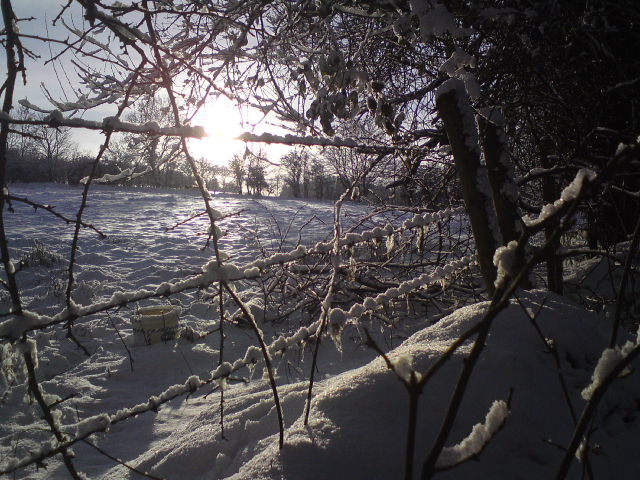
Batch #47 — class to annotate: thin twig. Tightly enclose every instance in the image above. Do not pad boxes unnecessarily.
[5,194,106,237]
[107,311,134,372]
[224,282,285,447]
[80,439,166,480]
[514,294,578,425]
[555,343,640,479]
[608,213,640,347]
[23,349,81,479]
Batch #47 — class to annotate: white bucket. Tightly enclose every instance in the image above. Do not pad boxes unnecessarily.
[132,306,180,346]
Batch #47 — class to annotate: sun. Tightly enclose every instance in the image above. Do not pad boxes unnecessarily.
[189,99,245,165]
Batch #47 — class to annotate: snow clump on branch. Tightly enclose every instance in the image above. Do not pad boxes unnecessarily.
[523,169,597,227]
[581,326,640,400]
[436,400,510,469]
[493,240,519,288]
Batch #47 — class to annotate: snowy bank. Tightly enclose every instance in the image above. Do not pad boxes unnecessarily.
[100,291,640,479]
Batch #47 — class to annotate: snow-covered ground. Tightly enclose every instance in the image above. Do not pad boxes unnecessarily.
[1,184,639,480]
[3,183,367,305]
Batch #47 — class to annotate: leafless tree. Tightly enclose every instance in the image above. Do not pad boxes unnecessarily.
[0,2,638,479]
[229,154,245,194]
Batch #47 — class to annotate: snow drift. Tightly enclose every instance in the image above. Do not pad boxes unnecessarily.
[99,291,640,480]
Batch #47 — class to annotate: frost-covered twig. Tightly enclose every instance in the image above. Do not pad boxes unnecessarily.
[581,327,640,402]
[302,150,409,423]
[164,208,246,233]
[0,325,295,476]
[237,131,427,155]
[0,261,258,339]
[0,110,207,138]
[224,283,285,447]
[141,0,284,449]
[435,400,510,471]
[0,204,466,338]
[327,255,475,326]
[81,439,166,480]
[217,281,227,439]
[107,310,134,372]
[0,0,23,315]
[364,329,423,480]
[303,186,348,425]
[4,194,106,237]
[64,133,115,357]
[22,344,82,479]
[420,291,504,479]
[63,67,142,356]
[1,359,238,475]
[556,340,640,480]
[514,295,578,424]
[420,159,610,479]
[522,169,597,229]
[516,165,575,186]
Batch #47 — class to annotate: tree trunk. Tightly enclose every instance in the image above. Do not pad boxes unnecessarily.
[540,136,563,294]
[477,113,523,243]
[436,79,500,294]
[477,112,531,289]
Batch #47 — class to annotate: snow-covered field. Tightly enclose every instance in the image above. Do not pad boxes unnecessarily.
[3,183,365,308]
[1,184,640,480]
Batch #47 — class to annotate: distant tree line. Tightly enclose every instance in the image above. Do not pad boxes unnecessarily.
[7,99,452,206]
[6,105,79,184]
[229,145,429,203]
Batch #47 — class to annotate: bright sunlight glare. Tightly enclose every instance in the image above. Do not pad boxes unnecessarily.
[189,99,245,165]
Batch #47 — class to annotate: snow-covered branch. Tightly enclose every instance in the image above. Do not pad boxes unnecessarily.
[0,204,465,339]
[0,109,206,138]
[436,400,510,470]
[236,132,428,155]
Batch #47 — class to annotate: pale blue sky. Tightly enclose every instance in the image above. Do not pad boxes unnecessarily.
[6,1,115,154]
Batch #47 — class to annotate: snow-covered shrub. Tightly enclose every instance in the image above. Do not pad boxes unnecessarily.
[1,1,639,480]
[17,240,63,269]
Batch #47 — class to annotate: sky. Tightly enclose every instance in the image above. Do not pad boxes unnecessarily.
[2,0,289,165]
[6,1,111,154]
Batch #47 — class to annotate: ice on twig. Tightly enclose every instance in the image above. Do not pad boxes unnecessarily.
[524,169,596,227]
[581,329,639,400]
[436,400,509,469]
